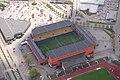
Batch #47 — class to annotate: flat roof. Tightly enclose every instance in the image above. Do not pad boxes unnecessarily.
[27,38,45,59]
[106,10,117,21]
[80,4,98,13]
[60,52,85,62]
[47,25,95,58]
[79,0,105,13]
[32,20,73,36]
[0,17,30,40]
[79,0,105,5]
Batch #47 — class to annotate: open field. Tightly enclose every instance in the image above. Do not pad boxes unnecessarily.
[71,68,116,80]
[35,31,82,57]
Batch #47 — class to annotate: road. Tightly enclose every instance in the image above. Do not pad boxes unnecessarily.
[4,1,63,80]
[114,3,120,55]
[0,33,24,80]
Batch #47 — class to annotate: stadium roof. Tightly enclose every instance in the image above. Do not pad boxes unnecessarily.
[32,20,73,36]
[0,17,30,40]
[47,25,95,58]
[61,53,87,69]
[27,38,45,59]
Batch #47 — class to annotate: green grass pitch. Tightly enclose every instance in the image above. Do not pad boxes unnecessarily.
[35,31,82,57]
[71,68,116,80]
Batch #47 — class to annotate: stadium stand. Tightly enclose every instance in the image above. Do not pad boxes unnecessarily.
[48,57,109,80]
[28,20,96,66]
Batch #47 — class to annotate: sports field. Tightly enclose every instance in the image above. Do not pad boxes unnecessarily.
[71,68,116,80]
[35,31,82,57]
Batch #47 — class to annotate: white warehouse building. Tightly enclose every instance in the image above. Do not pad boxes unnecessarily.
[79,0,105,13]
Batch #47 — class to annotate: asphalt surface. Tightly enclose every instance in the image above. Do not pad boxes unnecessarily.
[114,2,120,54]
[0,33,24,80]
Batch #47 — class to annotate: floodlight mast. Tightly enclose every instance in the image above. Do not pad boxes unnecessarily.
[72,0,78,23]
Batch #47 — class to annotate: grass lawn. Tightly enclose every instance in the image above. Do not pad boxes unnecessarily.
[35,31,82,57]
[71,68,116,80]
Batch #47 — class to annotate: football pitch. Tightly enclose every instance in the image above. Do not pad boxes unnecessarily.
[71,68,116,80]
[35,31,82,57]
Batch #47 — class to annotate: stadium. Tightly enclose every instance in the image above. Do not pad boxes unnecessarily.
[27,20,96,66]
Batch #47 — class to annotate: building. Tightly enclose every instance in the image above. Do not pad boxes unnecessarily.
[0,17,31,42]
[28,20,96,66]
[106,10,117,22]
[79,0,105,13]
[0,0,9,3]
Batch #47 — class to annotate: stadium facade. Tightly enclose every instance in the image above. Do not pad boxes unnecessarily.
[27,20,96,66]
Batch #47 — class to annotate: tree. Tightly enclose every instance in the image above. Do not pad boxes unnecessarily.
[32,14,34,18]
[23,54,27,58]
[62,14,64,18]
[25,56,32,65]
[49,16,52,21]
[31,1,37,6]
[98,24,101,28]
[83,22,86,26]
[29,67,38,78]
[102,25,105,28]
[65,15,67,18]
[94,23,97,27]
[59,13,61,17]
[117,54,120,61]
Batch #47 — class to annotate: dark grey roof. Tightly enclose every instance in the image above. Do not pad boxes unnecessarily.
[27,38,45,59]
[0,17,31,40]
[60,53,85,62]
[32,20,73,35]
[62,53,87,69]
[47,25,95,58]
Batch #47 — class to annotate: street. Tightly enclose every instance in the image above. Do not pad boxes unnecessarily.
[114,2,120,54]
[0,34,24,80]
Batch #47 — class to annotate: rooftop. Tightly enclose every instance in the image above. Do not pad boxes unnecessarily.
[0,17,30,40]
[32,20,73,35]
[79,0,105,5]
[27,38,45,59]
[61,53,87,69]
[79,0,105,13]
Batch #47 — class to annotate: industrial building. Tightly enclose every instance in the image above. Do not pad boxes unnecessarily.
[0,17,31,42]
[106,10,117,22]
[79,0,105,13]
[27,20,96,66]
